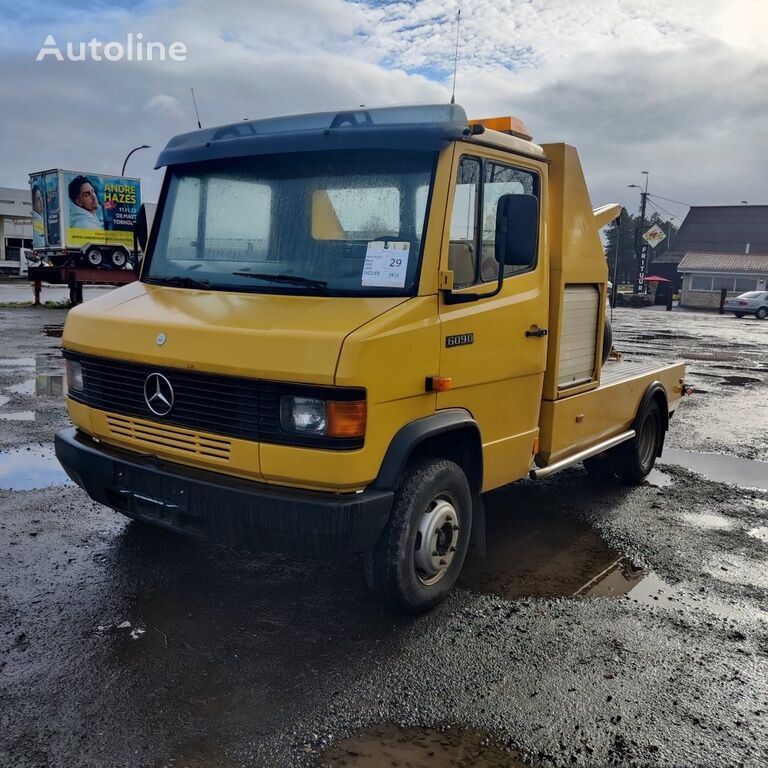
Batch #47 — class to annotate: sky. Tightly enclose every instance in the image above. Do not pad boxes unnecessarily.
[0,0,767,221]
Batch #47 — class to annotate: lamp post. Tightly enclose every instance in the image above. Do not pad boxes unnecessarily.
[629,171,649,294]
[121,144,151,176]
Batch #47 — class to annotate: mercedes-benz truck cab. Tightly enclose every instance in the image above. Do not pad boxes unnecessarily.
[56,105,685,611]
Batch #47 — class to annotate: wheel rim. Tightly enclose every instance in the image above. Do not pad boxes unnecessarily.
[111,251,126,267]
[638,412,658,470]
[414,494,460,586]
[87,250,103,265]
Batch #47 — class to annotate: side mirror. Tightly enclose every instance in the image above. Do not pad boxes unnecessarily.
[495,193,539,270]
[134,204,149,254]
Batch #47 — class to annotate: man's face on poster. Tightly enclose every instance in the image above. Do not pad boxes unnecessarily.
[75,182,98,212]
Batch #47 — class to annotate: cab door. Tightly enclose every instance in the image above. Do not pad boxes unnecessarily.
[436,147,549,491]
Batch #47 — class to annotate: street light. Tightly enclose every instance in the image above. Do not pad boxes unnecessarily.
[121,144,151,176]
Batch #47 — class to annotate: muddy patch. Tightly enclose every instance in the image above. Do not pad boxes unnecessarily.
[317,725,525,768]
[0,444,71,490]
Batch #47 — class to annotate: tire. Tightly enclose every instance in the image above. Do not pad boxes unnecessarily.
[601,316,613,365]
[583,453,615,482]
[85,247,104,267]
[363,458,472,612]
[108,249,127,269]
[756,307,767,320]
[734,313,745,318]
[611,401,662,485]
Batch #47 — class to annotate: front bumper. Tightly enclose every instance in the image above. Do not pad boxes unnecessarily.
[55,427,393,557]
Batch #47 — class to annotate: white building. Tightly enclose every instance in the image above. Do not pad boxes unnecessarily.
[0,186,33,264]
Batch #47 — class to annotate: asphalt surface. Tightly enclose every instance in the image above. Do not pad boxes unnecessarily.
[0,300,766,768]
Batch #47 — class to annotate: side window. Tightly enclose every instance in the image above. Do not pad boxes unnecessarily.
[448,155,539,287]
[483,162,538,279]
[448,157,481,287]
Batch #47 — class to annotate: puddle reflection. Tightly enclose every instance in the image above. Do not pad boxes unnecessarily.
[0,445,71,490]
[660,449,768,491]
[460,501,635,600]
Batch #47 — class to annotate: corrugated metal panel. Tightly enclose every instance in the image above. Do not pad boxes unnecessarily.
[558,285,598,388]
[678,252,768,273]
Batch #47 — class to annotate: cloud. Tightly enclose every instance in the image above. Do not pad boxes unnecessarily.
[0,0,766,214]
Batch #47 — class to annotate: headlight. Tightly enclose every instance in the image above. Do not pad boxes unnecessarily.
[281,397,327,434]
[280,396,366,439]
[64,359,84,392]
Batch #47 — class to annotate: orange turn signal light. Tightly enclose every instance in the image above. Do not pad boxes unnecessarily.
[328,400,366,438]
[426,376,453,392]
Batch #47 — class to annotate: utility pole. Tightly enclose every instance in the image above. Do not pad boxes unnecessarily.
[629,172,649,294]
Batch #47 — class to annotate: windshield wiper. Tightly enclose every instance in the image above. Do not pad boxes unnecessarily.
[231,272,328,290]
[149,275,211,290]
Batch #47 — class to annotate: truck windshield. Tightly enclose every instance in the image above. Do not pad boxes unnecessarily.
[145,149,437,296]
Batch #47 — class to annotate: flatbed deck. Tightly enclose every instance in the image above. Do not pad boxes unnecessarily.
[537,358,685,467]
[27,266,137,306]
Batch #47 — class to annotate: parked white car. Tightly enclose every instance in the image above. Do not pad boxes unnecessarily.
[723,291,768,319]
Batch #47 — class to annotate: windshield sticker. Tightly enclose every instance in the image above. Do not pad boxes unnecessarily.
[362,241,410,288]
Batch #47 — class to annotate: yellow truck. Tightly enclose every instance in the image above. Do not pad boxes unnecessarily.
[55,105,686,610]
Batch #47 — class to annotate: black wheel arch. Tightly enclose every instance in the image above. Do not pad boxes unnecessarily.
[373,409,486,556]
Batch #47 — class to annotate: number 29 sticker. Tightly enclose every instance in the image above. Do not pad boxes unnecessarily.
[362,241,410,288]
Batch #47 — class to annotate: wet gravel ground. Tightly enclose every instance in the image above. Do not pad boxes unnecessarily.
[0,302,767,767]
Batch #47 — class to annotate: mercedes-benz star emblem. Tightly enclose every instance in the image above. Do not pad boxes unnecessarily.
[144,373,174,416]
[156,332,167,346]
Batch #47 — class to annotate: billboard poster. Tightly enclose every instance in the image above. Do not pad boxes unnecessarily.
[29,173,46,248]
[44,171,61,246]
[63,172,141,248]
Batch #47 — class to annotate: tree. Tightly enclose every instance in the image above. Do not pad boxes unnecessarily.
[604,210,679,285]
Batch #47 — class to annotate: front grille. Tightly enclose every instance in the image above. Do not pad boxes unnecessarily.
[106,414,232,461]
[65,351,364,449]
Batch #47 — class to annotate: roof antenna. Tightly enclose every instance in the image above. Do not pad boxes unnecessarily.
[450,8,461,104]
[190,87,202,129]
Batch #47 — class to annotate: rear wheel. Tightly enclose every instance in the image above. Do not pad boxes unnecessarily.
[756,307,767,320]
[734,312,745,318]
[108,249,127,269]
[611,401,662,484]
[601,316,613,365]
[85,247,104,267]
[363,458,472,612]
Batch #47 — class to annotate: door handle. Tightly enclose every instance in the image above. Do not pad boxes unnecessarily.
[525,328,548,337]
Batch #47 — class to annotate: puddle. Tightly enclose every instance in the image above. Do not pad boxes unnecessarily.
[643,468,672,487]
[748,527,768,543]
[720,375,761,386]
[704,555,768,590]
[317,725,525,768]
[0,357,35,367]
[5,374,63,398]
[460,504,633,600]
[0,411,35,421]
[660,449,768,491]
[0,445,72,490]
[43,324,64,337]
[680,512,734,530]
[461,501,768,622]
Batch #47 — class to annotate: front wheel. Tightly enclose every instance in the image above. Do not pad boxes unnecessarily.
[363,458,472,612]
[756,307,767,320]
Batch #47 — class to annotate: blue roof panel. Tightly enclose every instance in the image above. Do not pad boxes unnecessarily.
[155,104,469,168]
